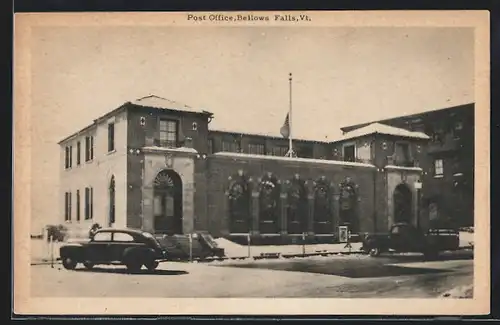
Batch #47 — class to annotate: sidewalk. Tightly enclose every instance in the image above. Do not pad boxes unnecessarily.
[30,231,474,265]
[214,238,363,258]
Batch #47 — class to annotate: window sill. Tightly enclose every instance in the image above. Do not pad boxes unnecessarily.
[107,150,117,155]
[433,175,444,179]
[85,159,94,164]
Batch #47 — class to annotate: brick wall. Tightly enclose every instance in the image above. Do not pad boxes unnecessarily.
[204,153,378,237]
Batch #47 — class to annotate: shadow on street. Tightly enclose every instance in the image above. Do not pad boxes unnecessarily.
[216,250,473,279]
[74,267,189,276]
[379,250,473,264]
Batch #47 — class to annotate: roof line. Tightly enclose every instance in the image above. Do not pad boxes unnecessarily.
[340,102,475,132]
[57,103,128,145]
[208,129,330,144]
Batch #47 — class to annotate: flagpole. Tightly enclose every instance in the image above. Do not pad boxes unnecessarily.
[285,73,295,158]
[289,72,293,155]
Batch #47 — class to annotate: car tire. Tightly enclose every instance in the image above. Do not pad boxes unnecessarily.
[125,261,142,273]
[144,260,159,271]
[369,247,381,257]
[62,256,77,270]
[83,261,94,270]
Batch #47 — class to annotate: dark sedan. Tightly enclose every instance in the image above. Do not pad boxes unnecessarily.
[59,228,168,272]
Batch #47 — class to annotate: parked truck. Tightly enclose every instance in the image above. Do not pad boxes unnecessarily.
[361,222,460,259]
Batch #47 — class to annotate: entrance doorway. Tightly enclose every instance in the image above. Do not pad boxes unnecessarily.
[153,169,183,235]
[393,183,413,224]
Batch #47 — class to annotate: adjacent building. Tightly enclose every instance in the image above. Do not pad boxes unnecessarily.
[340,103,474,228]
[58,95,473,242]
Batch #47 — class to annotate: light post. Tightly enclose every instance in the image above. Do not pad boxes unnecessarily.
[414,179,423,229]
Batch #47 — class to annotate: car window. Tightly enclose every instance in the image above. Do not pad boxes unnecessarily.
[113,232,135,242]
[93,231,112,242]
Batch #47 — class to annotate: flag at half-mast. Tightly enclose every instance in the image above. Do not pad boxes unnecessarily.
[280,113,290,138]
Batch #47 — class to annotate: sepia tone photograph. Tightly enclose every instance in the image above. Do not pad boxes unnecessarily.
[13,11,490,315]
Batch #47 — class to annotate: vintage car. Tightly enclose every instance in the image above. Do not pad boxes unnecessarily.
[361,222,460,259]
[59,228,168,272]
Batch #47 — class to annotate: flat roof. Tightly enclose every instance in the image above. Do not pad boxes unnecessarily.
[340,102,474,133]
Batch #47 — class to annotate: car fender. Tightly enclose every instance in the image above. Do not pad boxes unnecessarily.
[60,244,85,261]
[122,246,156,264]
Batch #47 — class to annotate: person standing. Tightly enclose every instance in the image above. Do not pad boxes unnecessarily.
[89,223,101,238]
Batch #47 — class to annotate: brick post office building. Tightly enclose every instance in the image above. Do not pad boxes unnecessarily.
[59,95,469,241]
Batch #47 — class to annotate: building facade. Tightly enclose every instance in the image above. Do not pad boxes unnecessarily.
[340,103,474,227]
[59,95,471,241]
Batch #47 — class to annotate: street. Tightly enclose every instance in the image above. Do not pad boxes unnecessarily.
[31,250,473,298]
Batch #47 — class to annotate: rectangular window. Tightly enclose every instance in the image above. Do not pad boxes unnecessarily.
[90,136,94,160]
[297,146,313,158]
[84,187,90,220]
[356,143,371,162]
[76,190,80,221]
[69,146,73,168]
[76,141,81,165]
[85,137,89,161]
[434,159,444,177]
[108,123,115,152]
[64,146,73,169]
[68,191,72,221]
[64,192,69,221]
[395,142,411,165]
[271,146,288,156]
[343,144,356,162]
[159,119,178,148]
[453,120,463,139]
[207,139,213,154]
[222,140,238,152]
[90,187,94,219]
[85,136,94,161]
[248,143,265,155]
[64,147,69,169]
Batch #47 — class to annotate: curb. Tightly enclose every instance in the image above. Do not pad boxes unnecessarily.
[31,258,61,266]
[30,246,473,266]
[197,250,366,263]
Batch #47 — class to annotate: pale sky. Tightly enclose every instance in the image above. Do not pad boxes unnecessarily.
[29,26,474,231]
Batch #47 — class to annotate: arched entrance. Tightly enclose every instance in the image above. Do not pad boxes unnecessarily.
[108,175,115,227]
[153,169,183,235]
[393,183,412,224]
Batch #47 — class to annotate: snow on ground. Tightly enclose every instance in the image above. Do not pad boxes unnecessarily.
[214,237,363,258]
[441,284,474,298]
[29,231,474,263]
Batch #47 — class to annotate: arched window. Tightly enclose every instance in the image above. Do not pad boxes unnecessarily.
[258,173,280,234]
[108,175,115,226]
[287,175,307,234]
[339,179,359,232]
[227,173,250,233]
[313,176,333,234]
